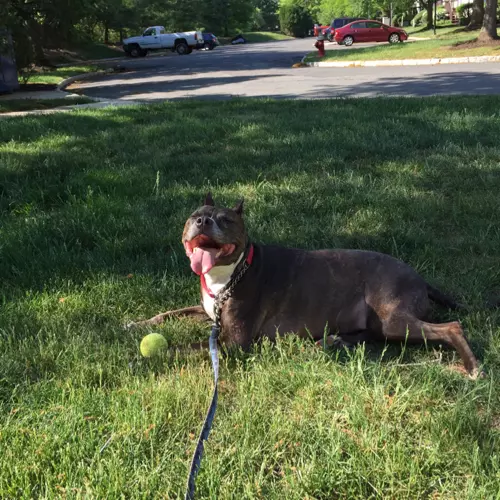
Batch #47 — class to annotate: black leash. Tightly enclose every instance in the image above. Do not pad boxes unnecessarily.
[184,248,252,500]
[184,323,220,500]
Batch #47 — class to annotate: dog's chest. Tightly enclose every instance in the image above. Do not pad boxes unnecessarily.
[201,255,242,321]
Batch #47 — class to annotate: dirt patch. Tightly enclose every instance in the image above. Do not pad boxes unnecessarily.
[450,38,500,50]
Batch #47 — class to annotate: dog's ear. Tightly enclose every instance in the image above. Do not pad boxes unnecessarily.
[204,192,215,207]
[233,198,244,215]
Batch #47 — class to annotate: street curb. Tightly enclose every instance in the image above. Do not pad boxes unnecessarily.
[57,68,117,91]
[305,54,500,67]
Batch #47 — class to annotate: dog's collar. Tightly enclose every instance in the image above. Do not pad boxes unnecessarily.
[201,244,254,299]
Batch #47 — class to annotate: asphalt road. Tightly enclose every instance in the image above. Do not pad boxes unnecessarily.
[73,38,500,101]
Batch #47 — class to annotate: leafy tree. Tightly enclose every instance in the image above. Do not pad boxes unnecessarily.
[203,0,256,35]
[279,1,313,36]
[281,0,321,22]
[256,0,280,29]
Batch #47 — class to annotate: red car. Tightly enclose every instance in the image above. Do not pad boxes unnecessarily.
[334,20,408,46]
[313,23,329,37]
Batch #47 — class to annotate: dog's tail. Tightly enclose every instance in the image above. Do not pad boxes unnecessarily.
[426,283,462,310]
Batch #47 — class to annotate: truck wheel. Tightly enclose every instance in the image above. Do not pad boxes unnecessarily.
[176,42,189,55]
[138,48,147,57]
[129,44,142,57]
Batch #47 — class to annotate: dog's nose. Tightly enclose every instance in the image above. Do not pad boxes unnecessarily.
[196,216,212,228]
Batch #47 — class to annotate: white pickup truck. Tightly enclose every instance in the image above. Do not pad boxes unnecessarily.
[123,26,204,57]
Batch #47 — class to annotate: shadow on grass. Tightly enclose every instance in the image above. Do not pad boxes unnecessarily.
[0,97,499,292]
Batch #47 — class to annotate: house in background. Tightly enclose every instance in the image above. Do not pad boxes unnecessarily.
[442,0,474,24]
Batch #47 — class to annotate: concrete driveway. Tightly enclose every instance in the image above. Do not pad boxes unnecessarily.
[73,38,500,101]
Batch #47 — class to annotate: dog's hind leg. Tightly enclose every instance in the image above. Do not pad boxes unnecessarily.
[126,305,209,329]
[380,310,479,377]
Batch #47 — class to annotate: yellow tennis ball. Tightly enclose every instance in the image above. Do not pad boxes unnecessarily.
[140,333,167,358]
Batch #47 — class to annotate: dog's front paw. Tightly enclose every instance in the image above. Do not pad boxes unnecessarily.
[124,321,139,330]
[316,335,356,350]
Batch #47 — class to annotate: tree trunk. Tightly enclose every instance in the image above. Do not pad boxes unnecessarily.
[426,1,433,28]
[468,0,484,28]
[478,0,499,41]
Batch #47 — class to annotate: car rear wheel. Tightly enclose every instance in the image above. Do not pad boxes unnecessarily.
[208,43,215,50]
[327,32,334,42]
[176,42,189,55]
[343,35,354,47]
[389,33,400,44]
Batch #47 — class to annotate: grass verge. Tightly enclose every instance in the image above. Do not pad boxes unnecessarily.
[0,97,499,498]
[219,31,293,44]
[0,97,96,114]
[22,65,100,85]
[307,27,500,62]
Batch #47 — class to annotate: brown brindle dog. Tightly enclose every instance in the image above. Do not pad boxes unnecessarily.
[130,193,480,377]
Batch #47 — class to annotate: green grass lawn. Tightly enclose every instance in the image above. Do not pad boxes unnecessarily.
[0,97,499,498]
[23,65,100,85]
[0,97,95,114]
[308,27,500,62]
[219,31,293,45]
[405,21,463,38]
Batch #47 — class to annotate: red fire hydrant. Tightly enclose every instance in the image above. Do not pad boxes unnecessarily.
[314,33,325,57]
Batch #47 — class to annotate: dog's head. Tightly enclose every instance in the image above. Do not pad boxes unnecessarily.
[182,193,247,275]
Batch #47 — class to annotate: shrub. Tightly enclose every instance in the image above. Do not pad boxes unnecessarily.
[411,9,427,27]
[279,2,312,37]
[456,2,473,25]
[436,7,448,21]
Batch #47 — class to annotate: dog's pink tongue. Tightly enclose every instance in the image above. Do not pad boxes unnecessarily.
[190,248,217,275]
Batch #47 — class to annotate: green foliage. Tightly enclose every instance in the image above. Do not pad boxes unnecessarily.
[256,0,280,29]
[202,0,257,36]
[279,2,313,36]
[318,0,416,25]
[281,0,322,21]
[436,6,448,21]
[411,9,427,26]
[457,2,474,25]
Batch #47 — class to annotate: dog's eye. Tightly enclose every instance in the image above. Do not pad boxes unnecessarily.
[217,215,233,224]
